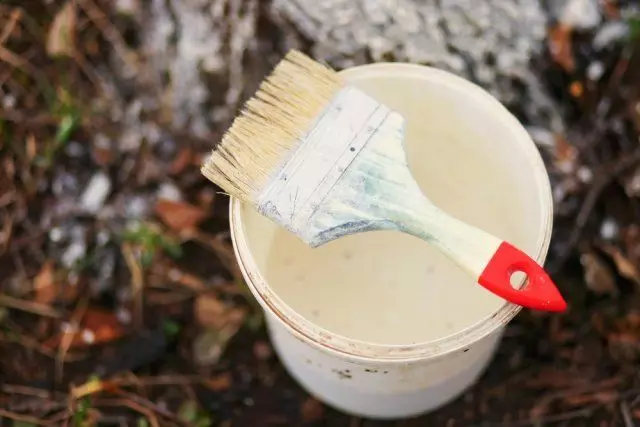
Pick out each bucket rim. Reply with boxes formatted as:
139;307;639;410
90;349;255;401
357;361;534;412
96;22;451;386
228;62;554;362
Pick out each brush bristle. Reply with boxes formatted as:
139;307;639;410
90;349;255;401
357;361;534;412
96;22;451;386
201;50;344;204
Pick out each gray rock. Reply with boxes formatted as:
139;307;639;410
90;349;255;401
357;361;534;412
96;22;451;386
271;0;561;130
120;0;564;136
557;0;601;30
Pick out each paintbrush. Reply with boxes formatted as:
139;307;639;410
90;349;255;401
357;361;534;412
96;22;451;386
201;50;567;312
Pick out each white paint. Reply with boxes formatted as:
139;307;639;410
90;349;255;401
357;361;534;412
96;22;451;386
257;82;501;280
230;63;553;418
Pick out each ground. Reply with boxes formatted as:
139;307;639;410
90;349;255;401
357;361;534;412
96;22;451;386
1;1;640;426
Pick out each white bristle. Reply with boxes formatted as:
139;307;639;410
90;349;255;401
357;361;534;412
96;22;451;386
201;50;344;204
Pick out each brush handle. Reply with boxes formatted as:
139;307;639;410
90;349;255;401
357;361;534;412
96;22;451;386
478;241;566;312
404;207;567;312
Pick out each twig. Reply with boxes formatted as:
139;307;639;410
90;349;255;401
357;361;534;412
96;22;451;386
0;7;21;46
551;148;640;273
621;401;635;427
55;296;89;384
0;44;39;76
0;326;85;361
122;242;144;328
0;212;13;255
97;398;161;427
1;384;64;399
474;406;596;427
71;374;205;399
185;229;243;283
0;294;62;318
0;408;51;426
76;0;139;70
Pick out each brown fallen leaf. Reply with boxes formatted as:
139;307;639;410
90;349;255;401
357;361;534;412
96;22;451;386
301;397;324;423
193;307;247;367
600;244;640;285
34;260;57;304
195;294;227;329
580;251;617;296
548;24;575;73
155;199;207;231
47;1;76;57
44;307;125;349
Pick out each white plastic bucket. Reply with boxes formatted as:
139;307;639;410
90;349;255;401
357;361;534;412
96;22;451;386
229;63;553;419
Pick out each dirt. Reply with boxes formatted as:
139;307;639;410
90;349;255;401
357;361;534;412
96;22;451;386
0;1;639;426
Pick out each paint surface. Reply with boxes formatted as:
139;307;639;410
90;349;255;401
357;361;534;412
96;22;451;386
242;71;545;345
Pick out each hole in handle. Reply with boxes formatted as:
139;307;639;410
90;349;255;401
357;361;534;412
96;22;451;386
479;242;567;312
509;270;527;289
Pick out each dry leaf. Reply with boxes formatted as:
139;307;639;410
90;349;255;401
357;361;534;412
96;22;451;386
47;1;76;57
580;251;617;296
193;306;246;367
45;308;125;349
301;397;324;423
195;294;227;328
548;24;575;72
155;199;207;231
600;244;640;285
34;260;57;304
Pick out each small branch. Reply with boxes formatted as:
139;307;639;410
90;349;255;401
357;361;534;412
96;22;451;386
621;401;635;427
551;148;640;273
474;406;596;427
55;296;89;384
122;243;144;328
0;7;22;46
76;0;139;70
0;408;51;426
97;398;161;427
1;384;64;400
0;294;62;318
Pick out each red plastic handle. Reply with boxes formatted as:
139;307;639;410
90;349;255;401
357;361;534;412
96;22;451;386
478;242;567;312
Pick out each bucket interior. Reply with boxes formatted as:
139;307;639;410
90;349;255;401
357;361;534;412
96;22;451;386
238;65;549;346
